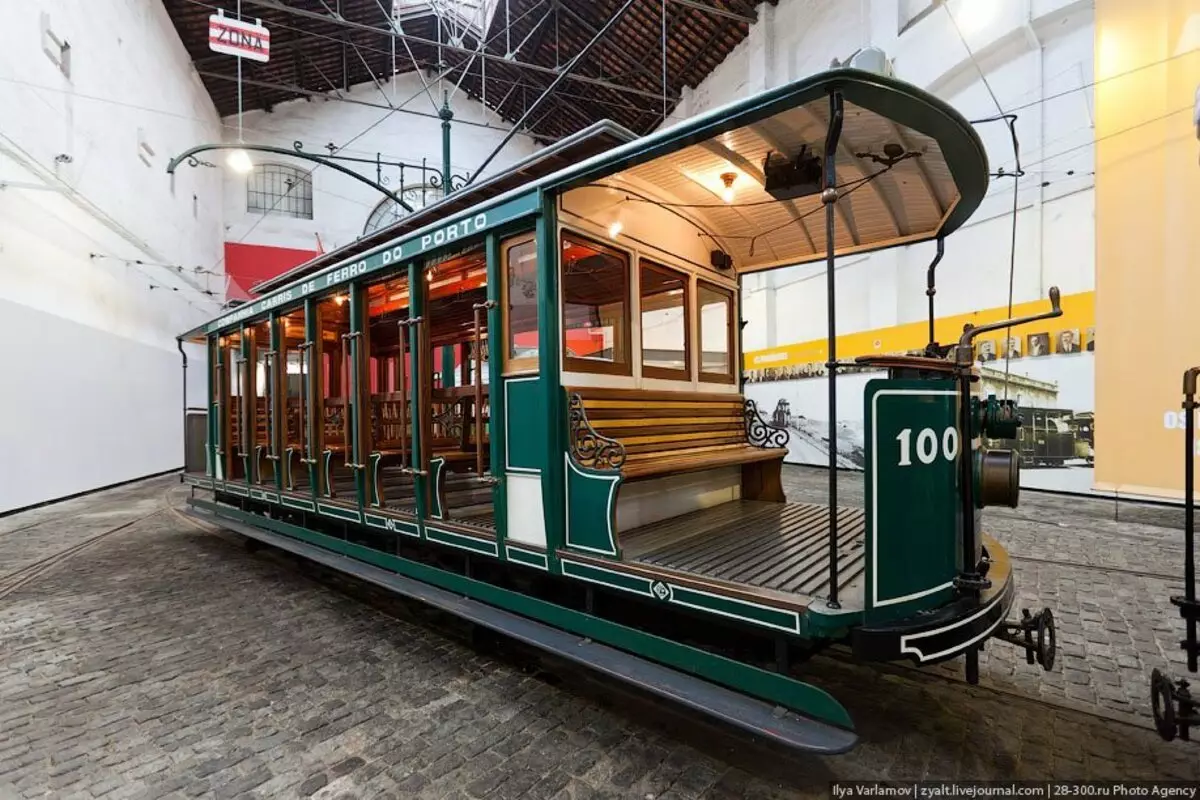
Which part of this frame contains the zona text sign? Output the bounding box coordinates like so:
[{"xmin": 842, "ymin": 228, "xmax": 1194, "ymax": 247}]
[{"xmin": 208, "ymin": 12, "xmax": 270, "ymax": 62}]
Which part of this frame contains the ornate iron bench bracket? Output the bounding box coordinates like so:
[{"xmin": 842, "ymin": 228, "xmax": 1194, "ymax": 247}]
[
  {"xmin": 568, "ymin": 393, "xmax": 627, "ymax": 470},
  {"xmin": 745, "ymin": 399, "xmax": 790, "ymax": 449}
]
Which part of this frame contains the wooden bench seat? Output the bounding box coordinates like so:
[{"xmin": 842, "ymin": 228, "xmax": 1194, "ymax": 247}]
[{"xmin": 567, "ymin": 387, "xmax": 787, "ymax": 498}]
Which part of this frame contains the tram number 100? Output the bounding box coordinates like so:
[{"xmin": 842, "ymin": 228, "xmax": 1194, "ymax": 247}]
[{"xmin": 895, "ymin": 427, "xmax": 960, "ymax": 466}]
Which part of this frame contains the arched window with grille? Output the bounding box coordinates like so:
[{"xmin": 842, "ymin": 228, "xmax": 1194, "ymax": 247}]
[
  {"xmin": 363, "ymin": 185, "xmax": 444, "ymax": 235},
  {"xmin": 247, "ymin": 163, "xmax": 313, "ymax": 219}
]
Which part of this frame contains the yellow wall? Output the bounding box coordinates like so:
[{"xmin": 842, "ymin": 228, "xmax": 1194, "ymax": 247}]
[
  {"xmin": 744, "ymin": 291, "xmax": 1092, "ymax": 371},
  {"xmin": 1095, "ymin": 0, "xmax": 1200, "ymax": 498}
]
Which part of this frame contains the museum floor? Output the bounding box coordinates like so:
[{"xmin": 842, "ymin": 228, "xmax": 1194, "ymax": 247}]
[{"xmin": 0, "ymin": 468, "xmax": 1196, "ymax": 799}]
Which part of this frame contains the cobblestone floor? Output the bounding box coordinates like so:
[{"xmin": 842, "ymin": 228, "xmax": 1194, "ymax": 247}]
[{"xmin": 0, "ymin": 472, "xmax": 1197, "ymax": 800}]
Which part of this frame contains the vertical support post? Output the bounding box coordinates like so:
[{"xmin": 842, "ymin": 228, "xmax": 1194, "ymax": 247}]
[
  {"xmin": 486, "ymin": 232, "xmax": 507, "ymax": 543},
  {"xmin": 926, "ymin": 236, "xmax": 945, "ymax": 349},
  {"xmin": 304, "ymin": 296, "xmax": 320, "ymax": 500},
  {"xmin": 207, "ymin": 336, "xmax": 217, "ymax": 479},
  {"xmin": 440, "ymin": 92, "xmax": 454, "ymax": 195},
  {"xmin": 240, "ymin": 325, "xmax": 252, "ymax": 486},
  {"xmin": 536, "ymin": 192, "xmax": 564, "ymax": 568},
  {"xmin": 348, "ymin": 281, "xmax": 366, "ymax": 512},
  {"xmin": 408, "ymin": 259, "xmax": 428, "ymax": 525},
  {"xmin": 822, "ymin": 90, "xmax": 844, "ymax": 609},
  {"xmin": 1184, "ymin": 368, "xmax": 1199, "ymax": 671},
  {"xmin": 398, "ymin": 320, "xmax": 410, "ymax": 471},
  {"xmin": 270, "ymin": 313, "xmax": 284, "ymax": 491},
  {"xmin": 177, "ymin": 338, "xmax": 188, "ymax": 479}
]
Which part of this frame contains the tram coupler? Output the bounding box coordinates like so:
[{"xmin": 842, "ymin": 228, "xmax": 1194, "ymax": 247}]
[
  {"xmin": 1151, "ymin": 668, "xmax": 1200, "ymax": 741},
  {"xmin": 994, "ymin": 607, "xmax": 1056, "ymax": 671}
]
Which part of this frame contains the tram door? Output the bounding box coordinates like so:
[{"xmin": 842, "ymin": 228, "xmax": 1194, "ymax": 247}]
[
  {"xmin": 313, "ymin": 294, "xmax": 354, "ymax": 498},
  {"xmin": 423, "ymin": 245, "xmax": 495, "ymax": 528},
  {"xmin": 216, "ymin": 330, "xmax": 244, "ymax": 482},
  {"xmin": 248, "ymin": 320, "xmax": 274, "ymax": 486},
  {"xmin": 279, "ymin": 309, "xmax": 309, "ymax": 492},
  {"xmin": 362, "ymin": 271, "xmax": 418, "ymax": 514}
]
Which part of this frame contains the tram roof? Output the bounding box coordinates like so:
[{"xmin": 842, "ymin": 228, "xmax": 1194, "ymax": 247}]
[{"xmin": 182, "ymin": 68, "xmax": 988, "ymax": 340}]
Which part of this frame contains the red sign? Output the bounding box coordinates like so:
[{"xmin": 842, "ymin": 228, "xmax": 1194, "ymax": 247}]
[{"xmin": 208, "ymin": 13, "xmax": 270, "ymax": 63}]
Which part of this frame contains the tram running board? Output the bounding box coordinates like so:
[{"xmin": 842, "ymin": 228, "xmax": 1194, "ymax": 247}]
[{"xmin": 185, "ymin": 506, "xmax": 858, "ymax": 755}]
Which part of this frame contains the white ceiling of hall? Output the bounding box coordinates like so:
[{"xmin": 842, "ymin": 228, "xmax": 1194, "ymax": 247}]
[{"xmin": 605, "ymin": 98, "xmax": 959, "ymax": 273}]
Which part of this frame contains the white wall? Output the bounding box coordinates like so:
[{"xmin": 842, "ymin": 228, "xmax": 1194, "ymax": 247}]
[
  {"xmin": 665, "ymin": 0, "xmax": 1096, "ymax": 348},
  {"xmin": 0, "ymin": 0, "xmax": 225, "ymax": 513},
  {"xmin": 222, "ymin": 75, "xmax": 542, "ymax": 255}
]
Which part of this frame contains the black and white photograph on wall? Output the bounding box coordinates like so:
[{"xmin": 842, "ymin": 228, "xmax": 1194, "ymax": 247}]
[
  {"xmin": 1027, "ymin": 332, "xmax": 1051, "ymax": 357},
  {"xmin": 744, "ymin": 334, "xmax": 1097, "ymax": 494},
  {"xmin": 1085, "ymin": 326, "xmax": 1096, "ymax": 351},
  {"xmin": 1057, "ymin": 329, "xmax": 1081, "ymax": 353}
]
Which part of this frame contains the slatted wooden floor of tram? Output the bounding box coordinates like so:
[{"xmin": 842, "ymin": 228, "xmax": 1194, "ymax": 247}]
[{"xmin": 620, "ymin": 501, "xmax": 867, "ymax": 603}]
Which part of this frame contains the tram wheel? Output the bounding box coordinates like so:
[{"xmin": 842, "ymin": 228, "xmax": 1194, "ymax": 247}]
[
  {"xmin": 1151, "ymin": 668, "xmax": 1178, "ymax": 741},
  {"xmin": 1035, "ymin": 608, "xmax": 1056, "ymax": 671}
]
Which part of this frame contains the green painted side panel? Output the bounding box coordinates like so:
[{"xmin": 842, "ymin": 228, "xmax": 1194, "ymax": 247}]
[
  {"xmin": 426, "ymin": 527, "xmax": 499, "ymax": 557},
  {"xmin": 364, "ymin": 511, "xmax": 420, "ymax": 537},
  {"xmin": 561, "ymin": 559, "xmax": 652, "ymax": 596},
  {"xmin": 564, "ymin": 458, "xmax": 620, "ymax": 557},
  {"xmin": 485, "ymin": 232, "xmax": 509, "ymax": 551},
  {"xmin": 504, "ymin": 377, "xmax": 545, "ymax": 471},
  {"xmin": 369, "ymin": 452, "xmax": 382, "ymax": 507},
  {"xmin": 204, "ymin": 192, "xmax": 541, "ymax": 335},
  {"xmin": 505, "ymin": 546, "xmax": 548, "ymax": 570},
  {"xmin": 317, "ymin": 502, "xmax": 361, "ymax": 523},
  {"xmin": 192, "ymin": 498, "xmax": 854, "ymax": 731},
  {"xmin": 668, "ymin": 585, "xmax": 800, "ymax": 634},
  {"xmin": 863, "ymin": 379, "xmax": 959, "ymax": 621},
  {"xmin": 534, "ymin": 196, "xmax": 565, "ymax": 570},
  {"xmin": 428, "ymin": 457, "xmax": 446, "ymax": 519}
]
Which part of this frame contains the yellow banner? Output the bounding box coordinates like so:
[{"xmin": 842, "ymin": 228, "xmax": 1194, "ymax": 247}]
[
  {"xmin": 744, "ymin": 291, "xmax": 1095, "ymax": 373},
  {"xmin": 1094, "ymin": 0, "xmax": 1200, "ymax": 499}
]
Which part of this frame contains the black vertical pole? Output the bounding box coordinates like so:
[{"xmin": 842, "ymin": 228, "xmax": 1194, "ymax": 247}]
[
  {"xmin": 926, "ymin": 236, "xmax": 945, "ymax": 349},
  {"xmin": 1184, "ymin": 368, "xmax": 1198, "ymax": 671},
  {"xmin": 178, "ymin": 338, "xmax": 188, "ymax": 478},
  {"xmin": 823, "ymin": 90, "xmax": 844, "ymax": 609}
]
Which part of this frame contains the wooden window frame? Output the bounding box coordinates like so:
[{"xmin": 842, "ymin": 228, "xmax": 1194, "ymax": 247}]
[
  {"xmin": 696, "ymin": 279, "xmax": 737, "ymax": 385},
  {"xmin": 500, "ymin": 232, "xmax": 539, "ymax": 375},
  {"xmin": 638, "ymin": 258, "xmax": 691, "ymax": 381},
  {"xmin": 560, "ymin": 230, "xmax": 633, "ymax": 377}
]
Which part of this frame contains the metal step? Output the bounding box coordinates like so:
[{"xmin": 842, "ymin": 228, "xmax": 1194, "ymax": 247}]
[{"xmin": 186, "ymin": 506, "xmax": 858, "ymax": 755}]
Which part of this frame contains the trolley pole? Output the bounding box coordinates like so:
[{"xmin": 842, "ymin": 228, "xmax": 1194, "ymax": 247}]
[{"xmin": 822, "ymin": 90, "xmax": 844, "ymax": 609}]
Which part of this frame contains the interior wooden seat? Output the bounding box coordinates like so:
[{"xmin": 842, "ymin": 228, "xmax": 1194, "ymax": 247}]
[{"xmin": 567, "ymin": 387, "xmax": 785, "ymax": 496}]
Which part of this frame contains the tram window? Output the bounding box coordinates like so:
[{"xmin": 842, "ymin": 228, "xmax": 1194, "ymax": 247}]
[
  {"xmin": 640, "ymin": 260, "xmax": 690, "ymax": 379},
  {"xmin": 561, "ymin": 233, "xmax": 631, "ymax": 375},
  {"xmin": 698, "ymin": 281, "xmax": 735, "ymax": 383},
  {"xmin": 503, "ymin": 235, "xmax": 539, "ymax": 373}
]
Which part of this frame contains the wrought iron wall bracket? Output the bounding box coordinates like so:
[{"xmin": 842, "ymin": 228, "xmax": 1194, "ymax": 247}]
[
  {"xmin": 567, "ymin": 393, "xmax": 626, "ymax": 471},
  {"xmin": 744, "ymin": 399, "xmax": 789, "ymax": 449}
]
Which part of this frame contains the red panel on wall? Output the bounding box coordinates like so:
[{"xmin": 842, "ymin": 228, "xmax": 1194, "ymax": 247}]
[{"xmin": 224, "ymin": 242, "xmax": 319, "ymax": 301}]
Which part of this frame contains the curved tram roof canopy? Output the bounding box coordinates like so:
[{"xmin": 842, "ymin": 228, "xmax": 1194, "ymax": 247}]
[{"xmin": 184, "ymin": 68, "xmax": 988, "ymax": 340}]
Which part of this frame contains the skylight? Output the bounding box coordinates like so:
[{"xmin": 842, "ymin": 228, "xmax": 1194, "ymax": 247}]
[{"xmin": 393, "ymin": 0, "xmax": 500, "ymax": 45}]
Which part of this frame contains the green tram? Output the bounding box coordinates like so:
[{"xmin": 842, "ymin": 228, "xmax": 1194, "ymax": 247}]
[{"xmin": 180, "ymin": 68, "xmax": 1063, "ymax": 754}]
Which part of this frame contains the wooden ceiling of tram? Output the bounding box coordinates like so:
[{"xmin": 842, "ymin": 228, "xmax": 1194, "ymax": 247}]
[{"xmin": 162, "ymin": 0, "xmax": 771, "ymax": 142}]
